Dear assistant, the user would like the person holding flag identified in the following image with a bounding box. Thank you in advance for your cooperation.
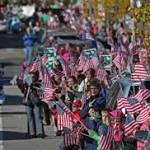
[79,81,106,150]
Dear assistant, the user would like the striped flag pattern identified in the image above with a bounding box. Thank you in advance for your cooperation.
[117,97,143,114]
[131,63,149,82]
[124,114,139,136]
[42,70,52,87]
[78,54,86,71]
[69,63,78,76]
[113,53,125,69]
[56,101,73,131]
[64,128,80,147]
[139,48,148,65]
[57,112,73,131]
[83,59,95,73]
[127,98,143,113]
[98,126,113,150]
[28,60,40,73]
[61,62,71,77]
[78,54,100,73]
[96,68,107,81]
[40,67,55,102]
[134,89,150,104]
[91,56,99,69]
[42,87,55,102]
[136,106,150,124]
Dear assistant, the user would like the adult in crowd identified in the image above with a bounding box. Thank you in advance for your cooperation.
[17,71,45,138]
[65,76,81,108]
[80,81,107,150]
[23,26,37,65]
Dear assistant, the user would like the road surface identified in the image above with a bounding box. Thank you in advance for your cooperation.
[0,48,62,150]
[0,85,62,150]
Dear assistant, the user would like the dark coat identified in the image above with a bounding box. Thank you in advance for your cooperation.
[17,78,42,106]
[80,99,103,150]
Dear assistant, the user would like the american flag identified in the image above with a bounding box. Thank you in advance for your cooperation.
[117,97,129,110]
[97,126,113,150]
[113,53,125,69]
[131,63,149,82]
[42,87,55,102]
[134,89,150,104]
[139,48,148,65]
[117,97,143,114]
[83,59,95,73]
[58,56,71,77]
[40,65,55,102]
[28,60,41,73]
[124,114,139,136]
[91,56,99,69]
[96,68,107,81]
[61,62,71,77]
[41,69,53,87]
[56,101,73,131]
[127,98,143,114]
[69,63,78,76]
[136,106,150,124]
[77,54,86,71]
[64,128,80,147]
[78,53,100,73]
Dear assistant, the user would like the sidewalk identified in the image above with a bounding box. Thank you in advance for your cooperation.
[0,86,62,150]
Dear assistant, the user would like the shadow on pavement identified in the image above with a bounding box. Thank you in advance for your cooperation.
[0,78,11,86]
[0,32,24,48]
[0,111,26,115]
[4,95,23,105]
[0,131,28,141]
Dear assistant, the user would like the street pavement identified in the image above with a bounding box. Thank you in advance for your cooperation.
[0,33,24,49]
[0,85,62,150]
[0,48,62,150]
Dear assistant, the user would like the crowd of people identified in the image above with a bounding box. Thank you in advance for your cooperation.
[9,1,150,150]
[0,0,85,33]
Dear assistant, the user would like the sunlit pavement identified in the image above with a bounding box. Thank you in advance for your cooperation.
[0,48,62,150]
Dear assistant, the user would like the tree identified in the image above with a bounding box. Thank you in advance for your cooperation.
[129,2,150,49]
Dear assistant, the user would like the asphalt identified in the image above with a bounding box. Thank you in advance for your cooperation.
[0,33,24,49]
[1,86,62,150]
[0,47,62,150]
[0,70,63,150]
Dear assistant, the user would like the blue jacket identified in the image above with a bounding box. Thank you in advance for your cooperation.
[81,32,97,49]
[80,100,103,150]
[23,32,37,47]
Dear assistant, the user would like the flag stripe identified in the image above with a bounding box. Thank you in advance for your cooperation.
[98,127,113,150]
[131,64,148,82]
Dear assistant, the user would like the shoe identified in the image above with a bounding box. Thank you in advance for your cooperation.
[37,134,45,139]
[56,131,61,136]
[29,134,36,139]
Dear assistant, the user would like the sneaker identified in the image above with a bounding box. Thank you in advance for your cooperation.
[37,134,45,139]
[29,134,36,139]
[56,131,62,136]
